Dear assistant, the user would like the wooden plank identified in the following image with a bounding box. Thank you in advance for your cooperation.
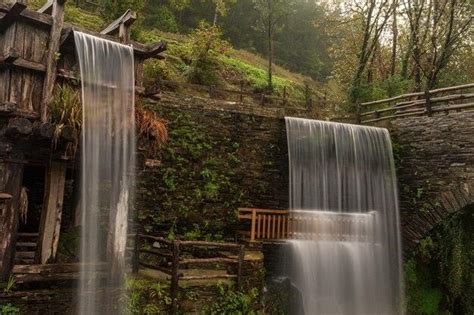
[0,3,53,29]
[256,214,261,239]
[250,208,256,242]
[139,248,172,258]
[179,258,237,265]
[0,1,27,31]
[180,274,237,281]
[38,0,54,14]
[36,161,66,264]
[40,0,66,122]
[0,162,24,281]
[138,261,172,275]
[100,9,136,43]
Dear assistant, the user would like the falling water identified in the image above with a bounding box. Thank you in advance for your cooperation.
[75,32,135,315]
[285,117,403,315]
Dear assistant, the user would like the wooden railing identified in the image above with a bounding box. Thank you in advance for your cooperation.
[238,208,291,242]
[238,208,377,242]
[129,234,245,314]
[357,83,474,124]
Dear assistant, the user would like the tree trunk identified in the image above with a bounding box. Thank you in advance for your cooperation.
[213,5,218,26]
[390,0,398,77]
[267,1,273,93]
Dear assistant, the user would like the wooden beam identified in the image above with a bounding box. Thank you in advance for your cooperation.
[0,1,27,32]
[0,162,24,281]
[38,0,54,14]
[100,9,136,44]
[35,161,66,264]
[40,0,66,123]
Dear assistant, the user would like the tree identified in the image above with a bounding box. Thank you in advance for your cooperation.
[401,0,472,90]
[253,0,291,92]
[349,0,394,103]
[212,0,236,26]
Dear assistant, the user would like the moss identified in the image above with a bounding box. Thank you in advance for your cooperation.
[406,205,474,314]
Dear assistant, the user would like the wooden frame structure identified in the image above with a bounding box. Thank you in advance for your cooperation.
[132,234,245,314]
[0,0,166,281]
[357,83,474,124]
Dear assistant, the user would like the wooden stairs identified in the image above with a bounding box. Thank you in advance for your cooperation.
[14,232,38,265]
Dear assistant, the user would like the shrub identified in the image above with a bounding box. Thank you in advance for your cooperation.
[187,22,229,86]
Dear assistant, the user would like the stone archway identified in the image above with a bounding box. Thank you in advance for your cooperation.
[389,111,474,253]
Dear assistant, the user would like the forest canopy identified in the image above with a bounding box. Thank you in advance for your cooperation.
[73,0,473,105]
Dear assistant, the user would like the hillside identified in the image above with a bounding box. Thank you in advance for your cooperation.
[29,0,322,105]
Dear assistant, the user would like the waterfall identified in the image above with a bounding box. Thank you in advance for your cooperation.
[74,32,135,315]
[285,117,403,315]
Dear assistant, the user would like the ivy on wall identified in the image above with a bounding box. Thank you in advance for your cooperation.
[136,107,248,240]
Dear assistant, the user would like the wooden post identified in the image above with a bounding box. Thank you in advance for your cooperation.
[283,86,287,106]
[132,232,139,274]
[250,209,256,242]
[356,103,361,124]
[260,93,265,106]
[239,81,244,103]
[0,161,24,281]
[208,85,214,99]
[170,240,180,314]
[40,0,67,122]
[236,245,244,291]
[36,161,66,264]
[424,89,432,116]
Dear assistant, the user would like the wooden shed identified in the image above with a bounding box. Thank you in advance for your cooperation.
[0,0,165,281]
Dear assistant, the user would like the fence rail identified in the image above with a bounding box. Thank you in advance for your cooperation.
[357,83,474,123]
[158,79,322,110]
[129,233,245,314]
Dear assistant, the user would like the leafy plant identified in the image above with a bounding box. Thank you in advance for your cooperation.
[187,22,230,85]
[204,284,261,315]
[1,276,16,294]
[124,276,171,314]
[0,303,20,315]
[49,85,82,158]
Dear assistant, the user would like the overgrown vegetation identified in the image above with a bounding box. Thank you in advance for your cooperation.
[136,108,246,239]
[204,283,261,315]
[124,277,171,314]
[0,303,20,315]
[406,205,474,314]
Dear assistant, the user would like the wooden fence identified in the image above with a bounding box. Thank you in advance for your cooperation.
[130,234,245,314]
[357,83,474,124]
[158,79,323,110]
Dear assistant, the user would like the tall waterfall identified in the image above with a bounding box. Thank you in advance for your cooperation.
[285,117,403,315]
[75,32,135,314]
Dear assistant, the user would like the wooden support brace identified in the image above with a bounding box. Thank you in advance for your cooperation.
[38,0,54,14]
[35,161,67,264]
[0,1,27,32]
[101,9,136,44]
[0,162,24,281]
[40,0,66,123]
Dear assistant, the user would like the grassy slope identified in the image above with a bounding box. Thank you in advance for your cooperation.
[29,1,320,101]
